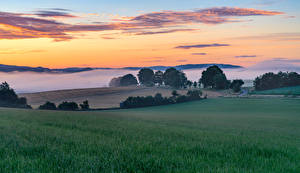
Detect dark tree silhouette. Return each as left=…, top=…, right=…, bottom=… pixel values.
left=0, top=82, right=31, bottom=108
left=154, top=70, right=164, bottom=86
left=138, top=68, right=155, bottom=86
left=109, top=77, right=122, bottom=87
left=254, top=71, right=300, bottom=91
left=39, top=101, right=57, bottom=110
left=163, top=68, right=187, bottom=88
left=230, top=79, right=245, bottom=92
left=120, top=74, right=138, bottom=86
left=193, top=81, right=198, bottom=88
left=200, top=66, right=229, bottom=89
left=80, top=100, right=90, bottom=110
left=213, top=73, right=230, bottom=90
left=186, top=80, right=193, bottom=88
left=58, top=101, right=79, bottom=111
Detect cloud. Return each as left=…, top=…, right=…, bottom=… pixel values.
left=234, top=32, right=300, bottom=41
left=0, top=49, right=45, bottom=54
left=176, top=43, right=230, bottom=49
left=249, top=57, right=300, bottom=71
left=34, top=10, right=77, bottom=18
left=177, top=59, right=188, bottom=62
left=235, top=55, right=257, bottom=58
left=191, top=53, right=207, bottom=55
left=133, top=29, right=197, bottom=35
left=0, top=7, right=283, bottom=41
left=142, top=57, right=165, bottom=63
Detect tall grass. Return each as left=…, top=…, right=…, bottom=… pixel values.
left=0, top=98, right=299, bottom=172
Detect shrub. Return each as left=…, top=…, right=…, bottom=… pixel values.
left=230, top=80, right=245, bottom=92
left=58, top=101, right=79, bottom=111
left=187, top=90, right=202, bottom=100
left=39, top=101, right=57, bottom=110
left=80, top=100, right=90, bottom=110
left=121, top=90, right=203, bottom=109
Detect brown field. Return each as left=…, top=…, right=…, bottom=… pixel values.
left=20, top=86, right=224, bottom=109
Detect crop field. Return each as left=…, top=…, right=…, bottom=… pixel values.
left=251, top=85, right=300, bottom=96
left=0, top=98, right=299, bottom=172
left=20, top=86, right=223, bottom=109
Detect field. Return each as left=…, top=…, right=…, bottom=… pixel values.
left=20, top=86, right=223, bottom=109
left=251, top=86, right=300, bottom=96
left=0, top=98, right=299, bottom=172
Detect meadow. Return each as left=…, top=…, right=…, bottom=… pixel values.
left=0, top=98, right=299, bottom=172
left=251, top=86, right=300, bottom=96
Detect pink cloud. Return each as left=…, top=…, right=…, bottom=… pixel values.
left=0, top=7, right=283, bottom=41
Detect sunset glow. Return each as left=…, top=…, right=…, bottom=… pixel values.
left=0, top=0, right=299, bottom=68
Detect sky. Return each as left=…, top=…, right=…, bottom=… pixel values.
left=0, top=0, right=299, bottom=68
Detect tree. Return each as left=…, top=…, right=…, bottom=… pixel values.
left=138, top=68, right=154, bottom=86
left=254, top=71, right=300, bottom=91
left=80, top=100, right=90, bottom=110
left=193, top=81, right=198, bottom=88
left=0, top=82, right=31, bottom=108
left=200, top=65, right=224, bottom=88
left=163, top=68, right=187, bottom=88
left=213, top=73, right=229, bottom=90
left=120, top=74, right=138, bottom=86
left=58, top=101, right=79, bottom=111
left=154, top=71, right=164, bottom=86
left=186, top=80, right=193, bottom=88
left=230, top=79, right=244, bottom=92
left=0, top=82, right=18, bottom=104
left=39, top=101, right=57, bottom=110
left=109, top=77, right=121, bottom=87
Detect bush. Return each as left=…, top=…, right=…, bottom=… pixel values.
left=39, top=101, right=57, bottom=110
left=230, top=80, right=245, bottom=92
left=80, top=100, right=90, bottom=110
left=121, top=90, right=203, bottom=109
left=58, top=101, right=79, bottom=111
left=187, top=90, right=202, bottom=100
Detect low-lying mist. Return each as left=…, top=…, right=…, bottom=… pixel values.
left=1, top=67, right=299, bottom=93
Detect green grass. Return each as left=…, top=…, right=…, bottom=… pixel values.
left=251, top=85, right=300, bottom=96
left=0, top=98, right=300, bottom=172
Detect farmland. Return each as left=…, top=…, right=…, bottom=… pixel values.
left=251, top=86, right=300, bottom=96
left=0, top=98, right=299, bottom=172
left=20, top=86, right=224, bottom=109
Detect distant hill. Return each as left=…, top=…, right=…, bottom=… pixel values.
left=0, top=63, right=242, bottom=73
left=124, top=64, right=242, bottom=71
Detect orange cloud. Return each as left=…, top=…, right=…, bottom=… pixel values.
left=0, top=7, right=283, bottom=41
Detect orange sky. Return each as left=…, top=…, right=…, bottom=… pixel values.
left=0, top=6, right=299, bottom=68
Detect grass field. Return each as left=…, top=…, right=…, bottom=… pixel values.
left=0, top=98, right=299, bottom=172
left=251, top=85, right=300, bottom=96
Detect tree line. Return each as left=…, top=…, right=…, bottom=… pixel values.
left=120, top=90, right=204, bottom=109
left=110, top=65, right=245, bottom=92
left=39, top=100, right=90, bottom=111
left=254, top=71, right=300, bottom=91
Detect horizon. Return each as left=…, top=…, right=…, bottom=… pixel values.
left=0, top=0, right=299, bottom=68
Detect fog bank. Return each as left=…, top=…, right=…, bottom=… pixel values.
left=1, top=66, right=299, bottom=93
